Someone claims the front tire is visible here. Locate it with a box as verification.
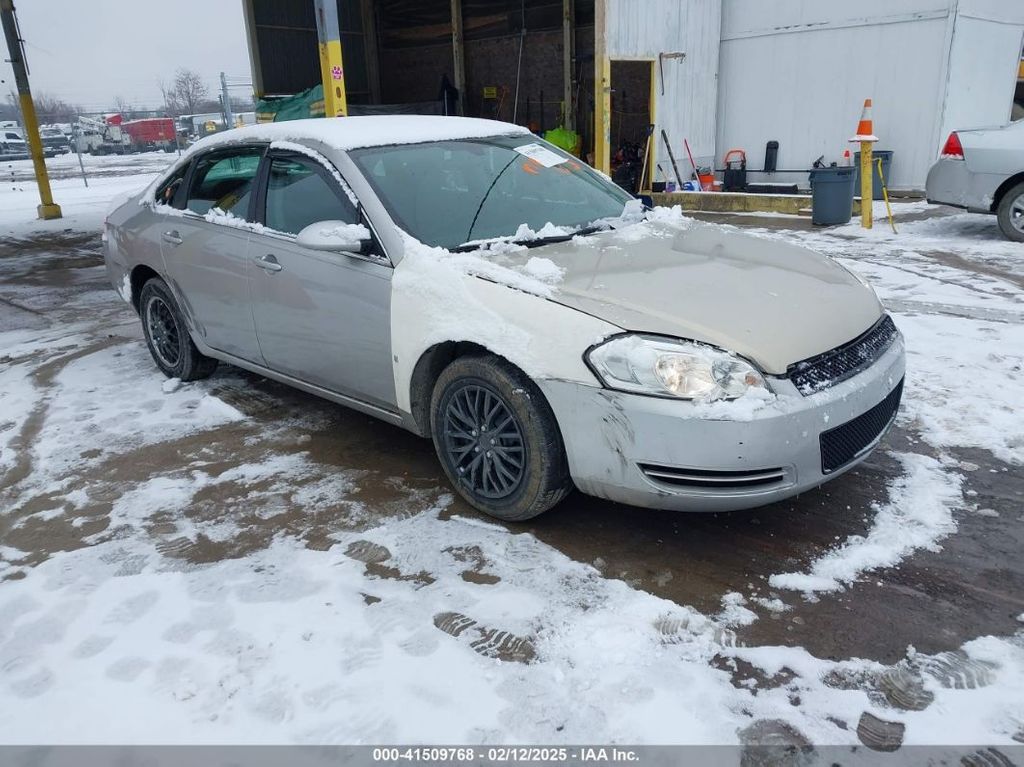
[996,182,1024,242]
[430,355,572,521]
[139,277,217,381]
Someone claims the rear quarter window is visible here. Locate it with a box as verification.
[185,149,263,219]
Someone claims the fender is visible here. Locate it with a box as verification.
[390,253,619,416]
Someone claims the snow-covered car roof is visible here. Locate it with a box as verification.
[140,115,533,205]
[190,115,531,154]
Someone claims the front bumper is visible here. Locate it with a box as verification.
[539,334,905,512]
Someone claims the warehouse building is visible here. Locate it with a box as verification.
[244,0,1024,191]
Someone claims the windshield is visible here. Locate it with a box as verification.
[348,135,633,250]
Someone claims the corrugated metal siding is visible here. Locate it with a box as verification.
[606,0,722,179]
[717,0,1024,190]
[718,1,954,190]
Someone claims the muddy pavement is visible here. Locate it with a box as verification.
[2,226,1021,676]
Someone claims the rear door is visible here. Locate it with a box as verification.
[248,149,396,409]
[159,145,264,363]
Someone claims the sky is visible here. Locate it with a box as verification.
[1,0,252,112]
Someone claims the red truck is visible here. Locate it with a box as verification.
[121,118,177,153]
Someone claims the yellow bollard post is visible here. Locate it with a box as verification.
[1,0,61,220]
[314,0,348,117]
[860,142,873,230]
[849,98,878,230]
[593,0,611,175]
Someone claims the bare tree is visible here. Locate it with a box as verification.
[113,95,136,119]
[158,69,209,116]
[157,78,179,115]
[28,92,82,124]
[172,68,208,116]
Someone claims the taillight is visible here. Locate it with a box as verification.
[941,132,964,159]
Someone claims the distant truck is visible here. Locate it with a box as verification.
[74,115,131,155]
[176,112,225,139]
[39,126,72,156]
[122,118,177,152]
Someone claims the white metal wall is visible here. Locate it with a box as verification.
[606,0,722,183]
[715,0,1024,190]
[602,0,1024,192]
[717,0,954,190]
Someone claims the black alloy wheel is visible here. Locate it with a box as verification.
[441,382,526,500]
[430,354,572,521]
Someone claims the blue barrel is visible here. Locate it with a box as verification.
[809,166,855,226]
[853,150,894,200]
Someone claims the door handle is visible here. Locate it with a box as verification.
[161,230,182,245]
[255,254,283,272]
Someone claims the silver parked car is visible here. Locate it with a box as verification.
[926,120,1024,241]
[1,129,29,160]
[104,117,905,521]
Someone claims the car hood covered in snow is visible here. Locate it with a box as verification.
[525,221,884,375]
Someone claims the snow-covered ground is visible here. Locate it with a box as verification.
[1,172,1023,751]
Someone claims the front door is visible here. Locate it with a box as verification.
[159,146,264,363]
[249,151,396,410]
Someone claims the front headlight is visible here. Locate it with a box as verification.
[586,334,767,401]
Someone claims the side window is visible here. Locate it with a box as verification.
[154,164,188,209]
[186,149,262,218]
[264,156,358,235]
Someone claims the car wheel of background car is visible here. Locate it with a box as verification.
[139,277,218,381]
[996,182,1024,242]
[430,354,572,521]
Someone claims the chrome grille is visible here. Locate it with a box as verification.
[638,464,787,490]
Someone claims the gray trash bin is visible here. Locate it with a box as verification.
[853,149,893,200]
[809,166,855,226]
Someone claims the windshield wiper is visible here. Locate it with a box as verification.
[454,224,605,253]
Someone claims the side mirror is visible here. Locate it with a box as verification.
[296,220,372,253]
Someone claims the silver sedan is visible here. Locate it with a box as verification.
[926,120,1024,241]
[104,116,904,521]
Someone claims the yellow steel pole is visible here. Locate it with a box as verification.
[314,0,348,117]
[1,0,61,219]
[593,0,610,174]
[860,141,873,229]
[849,97,877,230]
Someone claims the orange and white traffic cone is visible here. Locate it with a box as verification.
[842,149,852,166]
[849,98,878,142]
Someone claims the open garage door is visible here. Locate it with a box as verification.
[244,1,595,155]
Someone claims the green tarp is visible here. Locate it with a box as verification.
[255,84,325,123]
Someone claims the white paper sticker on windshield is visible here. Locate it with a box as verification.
[513,142,567,168]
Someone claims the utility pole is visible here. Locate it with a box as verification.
[1,0,61,219]
[220,71,234,129]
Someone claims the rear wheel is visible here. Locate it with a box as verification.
[430,355,572,521]
[996,182,1024,242]
[139,277,217,381]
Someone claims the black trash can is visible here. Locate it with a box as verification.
[809,166,855,226]
[853,149,893,200]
